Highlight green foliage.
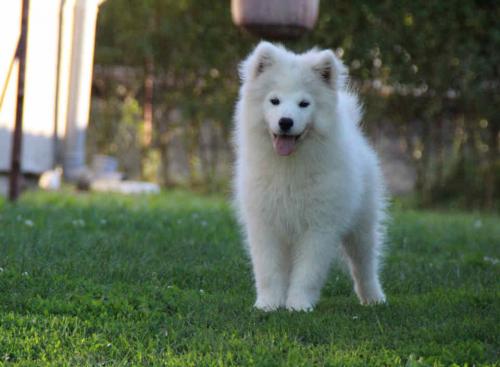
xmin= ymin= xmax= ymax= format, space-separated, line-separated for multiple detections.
xmin=0 ymin=191 xmax=499 ymax=365
xmin=88 ymin=96 xmax=143 ymax=178
xmin=92 ymin=0 xmax=500 ymax=208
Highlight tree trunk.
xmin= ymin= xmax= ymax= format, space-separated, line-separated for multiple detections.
xmin=485 ymin=119 xmax=499 ymax=209
xmin=143 ymin=57 xmax=154 ymax=147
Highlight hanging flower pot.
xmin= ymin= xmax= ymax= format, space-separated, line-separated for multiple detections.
xmin=231 ymin=0 xmax=319 ymax=40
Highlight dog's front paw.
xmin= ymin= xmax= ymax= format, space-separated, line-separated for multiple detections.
xmin=360 ymin=292 xmax=386 ymax=305
xmin=254 ymin=297 xmax=283 ymax=312
xmin=356 ymin=282 xmax=386 ymax=305
xmin=285 ymin=293 xmax=316 ymax=312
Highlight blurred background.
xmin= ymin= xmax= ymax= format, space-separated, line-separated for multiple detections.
xmin=1 ymin=0 xmax=499 ymax=210
xmin=91 ymin=0 xmax=499 ymax=210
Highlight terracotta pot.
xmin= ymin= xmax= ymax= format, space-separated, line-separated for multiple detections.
xmin=231 ymin=0 xmax=319 ymax=39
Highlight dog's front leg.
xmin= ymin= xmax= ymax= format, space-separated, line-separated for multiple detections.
xmin=247 ymin=219 xmax=289 ymax=311
xmin=286 ymin=231 xmax=338 ymax=311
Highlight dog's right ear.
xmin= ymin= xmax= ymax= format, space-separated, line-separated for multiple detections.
xmin=240 ymin=41 xmax=276 ymax=82
xmin=311 ymin=50 xmax=347 ymax=90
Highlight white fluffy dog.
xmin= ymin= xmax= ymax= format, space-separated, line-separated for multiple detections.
xmin=233 ymin=42 xmax=387 ymax=312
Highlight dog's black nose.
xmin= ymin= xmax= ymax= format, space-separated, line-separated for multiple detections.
xmin=279 ymin=117 xmax=294 ymax=132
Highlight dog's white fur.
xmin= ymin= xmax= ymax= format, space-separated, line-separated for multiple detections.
xmin=233 ymin=42 xmax=387 ymax=312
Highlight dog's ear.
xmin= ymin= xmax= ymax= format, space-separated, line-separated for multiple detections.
xmin=312 ymin=50 xmax=346 ymax=89
xmin=240 ymin=41 xmax=277 ymax=82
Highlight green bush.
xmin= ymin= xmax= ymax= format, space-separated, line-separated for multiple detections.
xmin=92 ymin=0 xmax=499 ymax=209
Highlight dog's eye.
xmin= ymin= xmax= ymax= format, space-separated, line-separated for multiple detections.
xmin=299 ymin=100 xmax=310 ymax=108
xmin=270 ymin=98 xmax=280 ymax=106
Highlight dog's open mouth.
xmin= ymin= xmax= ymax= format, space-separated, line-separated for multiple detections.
xmin=272 ymin=133 xmax=302 ymax=156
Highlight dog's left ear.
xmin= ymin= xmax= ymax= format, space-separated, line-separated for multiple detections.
xmin=240 ymin=41 xmax=277 ymax=82
xmin=312 ymin=50 xmax=346 ymax=89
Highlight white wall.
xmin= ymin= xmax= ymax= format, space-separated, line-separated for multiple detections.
xmin=0 ymin=0 xmax=104 ymax=177
xmin=22 ymin=0 xmax=62 ymax=173
xmin=0 ymin=2 xmax=22 ymax=172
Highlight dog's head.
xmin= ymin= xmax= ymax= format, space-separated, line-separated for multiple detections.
xmin=240 ymin=42 xmax=347 ymax=156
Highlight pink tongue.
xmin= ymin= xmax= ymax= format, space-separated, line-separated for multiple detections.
xmin=273 ymin=135 xmax=296 ymax=156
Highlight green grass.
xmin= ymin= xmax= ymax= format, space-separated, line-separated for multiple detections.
xmin=0 ymin=190 xmax=498 ymax=366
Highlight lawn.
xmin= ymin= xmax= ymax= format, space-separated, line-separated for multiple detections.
xmin=0 ymin=190 xmax=498 ymax=366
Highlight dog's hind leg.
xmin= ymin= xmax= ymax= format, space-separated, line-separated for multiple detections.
xmin=342 ymin=219 xmax=386 ymax=305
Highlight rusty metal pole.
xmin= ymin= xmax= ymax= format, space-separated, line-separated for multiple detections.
xmin=9 ymin=0 xmax=30 ymax=201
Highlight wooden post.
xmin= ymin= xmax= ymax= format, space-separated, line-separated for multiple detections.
xmin=9 ymin=0 xmax=30 ymax=201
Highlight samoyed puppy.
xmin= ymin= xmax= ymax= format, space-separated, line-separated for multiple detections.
xmin=233 ymin=42 xmax=387 ymax=312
